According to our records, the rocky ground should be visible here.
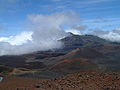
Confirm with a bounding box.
[0,72,120,90]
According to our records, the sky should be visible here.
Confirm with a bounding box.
[0,0,120,55]
[0,0,120,36]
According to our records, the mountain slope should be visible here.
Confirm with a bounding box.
[60,34,120,53]
[63,48,104,59]
[0,33,120,77]
[50,58,99,73]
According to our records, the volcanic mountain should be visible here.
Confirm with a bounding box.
[59,34,113,53]
[0,33,120,77]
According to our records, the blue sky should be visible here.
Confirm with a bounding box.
[0,0,120,36]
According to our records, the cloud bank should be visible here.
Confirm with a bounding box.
[0,11,120,56]
[0,12,80,56]
[0,32,33,45]
[94,27,120,42]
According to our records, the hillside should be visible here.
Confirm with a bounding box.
[50,58,99,73]
[0,72,120,90]
[0,34,120,77]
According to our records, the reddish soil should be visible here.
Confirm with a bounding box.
[104,46,120,50]
[0,76,46,90]
[0,72,120,90]
[51,58,98,73]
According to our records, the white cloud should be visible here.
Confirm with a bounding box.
[100,32,120,42]
[0,32,33,45]
[0,12,80,56]
[91,27,120,42]
[66,29,82,35]
[0,37,9,42]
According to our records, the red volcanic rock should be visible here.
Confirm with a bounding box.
[0,72,120,90]
[50,58,99,73]
[104,46,120,50]
[62,48,104,59]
